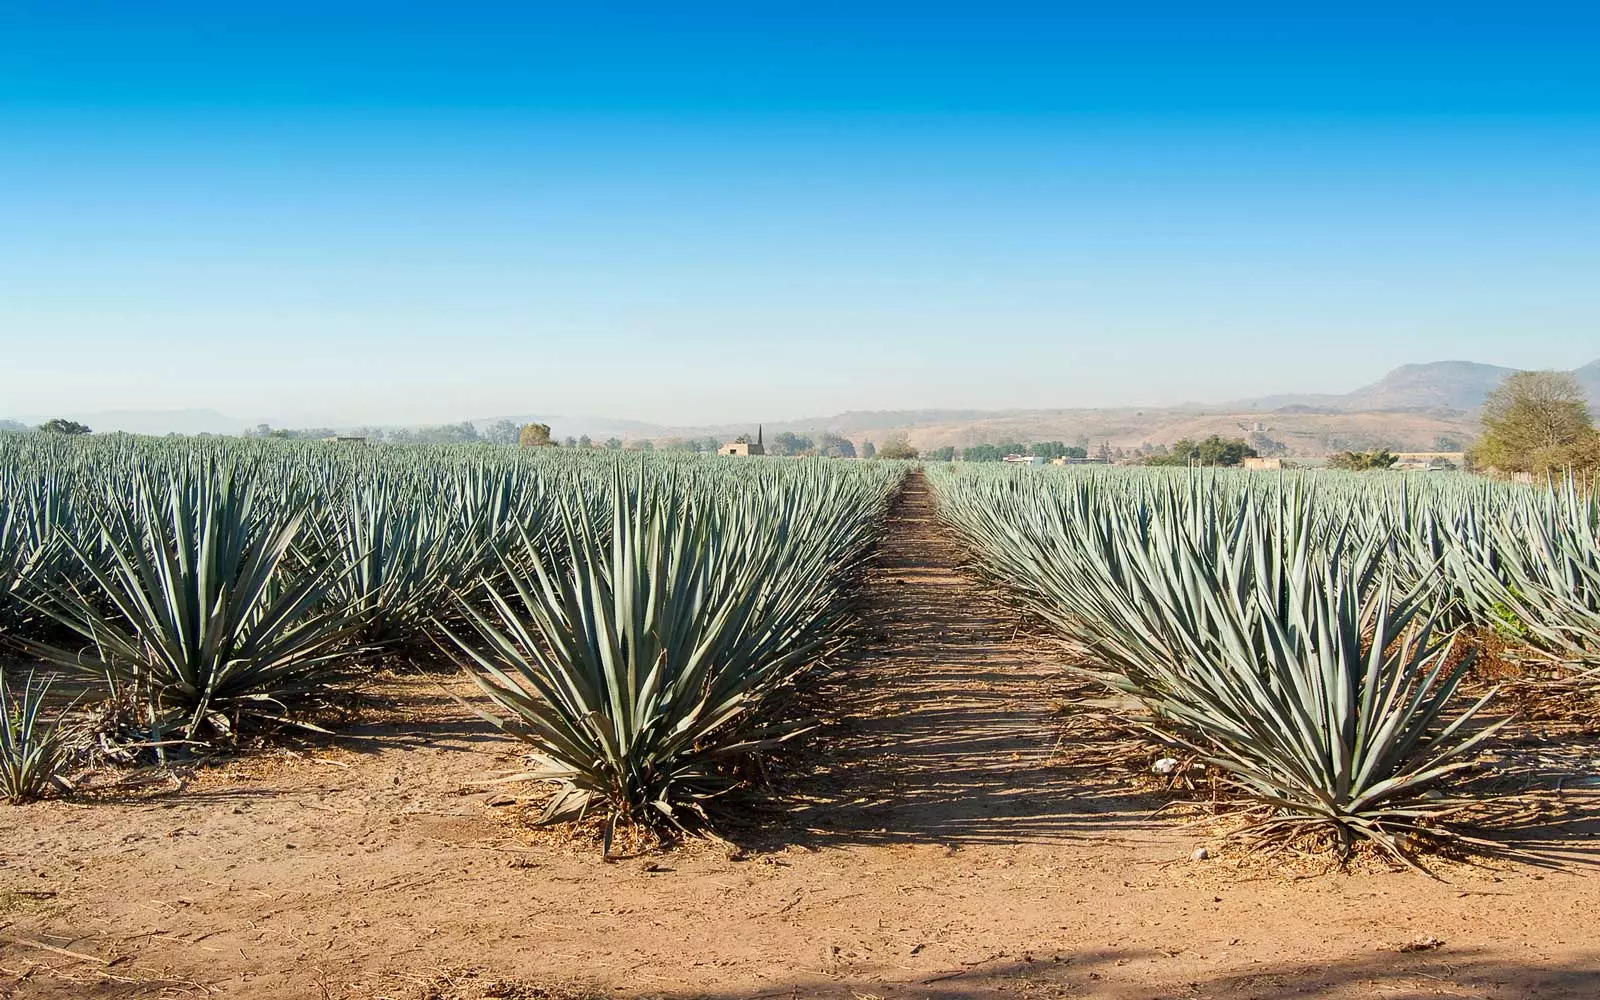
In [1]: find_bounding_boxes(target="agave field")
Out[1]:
[4,439,1600,996]
[930,464,1600,860]
[3,432,1597,867]
[0,434,902,837]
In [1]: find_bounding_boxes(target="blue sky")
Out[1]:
[2,2,1598,426]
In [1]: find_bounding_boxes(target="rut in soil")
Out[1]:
[775,469,1151,847]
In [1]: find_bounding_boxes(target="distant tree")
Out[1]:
[769,431,815,457]
[1329,449,1398,471]
[927,445,957,461]
[390,422,480,445]
[861,440,877,460]
[442,421,482,444]
[1147,435,1257,467]
[562,436,578,448]
[1194,436,1255,466]
[0,419,29,433]
[1470,371,1598,473]
[1160,438,1199,465]
[518,422,554,447]
[603,437,623,451]
[1029,441,1083,460]
[38,418,91,435]
[818,433,857,458]
[485,419,521,446]
[578,434,594,449]
[878,434,918,460]
[962,441,1053,462]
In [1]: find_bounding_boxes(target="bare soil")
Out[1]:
[3,473,1598,999]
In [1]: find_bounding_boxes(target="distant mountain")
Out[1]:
[1339,360,1519,412]
[8,356,1596,457]
[1576,359,1600,405]
[1235,359,1597,415]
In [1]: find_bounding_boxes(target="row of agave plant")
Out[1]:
[929,464,1599,861]
[0,435,902,841]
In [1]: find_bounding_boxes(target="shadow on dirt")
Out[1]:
[28,945,1597,1000]
[730,474,1158,853]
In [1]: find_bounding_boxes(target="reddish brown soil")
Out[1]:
[3,474,1598,999]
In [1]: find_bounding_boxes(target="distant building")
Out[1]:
[719,425,766,457]
[323,436,368,443]
[1003,454,1045,466]
[1242,456,1283,471]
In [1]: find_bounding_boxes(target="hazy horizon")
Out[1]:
[8,353,1600,438]
[4,4,1598,426]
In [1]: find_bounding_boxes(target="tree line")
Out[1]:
[12,369,1594,475]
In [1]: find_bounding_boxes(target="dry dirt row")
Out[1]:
[2,472,1598,999]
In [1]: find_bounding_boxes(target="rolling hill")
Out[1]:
[9,357,1596,458]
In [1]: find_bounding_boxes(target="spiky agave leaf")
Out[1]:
[931,464,1505,860]
[443,461,895,846]
[311,473,485,645]
[0,671,78,803]
[1450,478,1600,669]
[1134,560,1503,860]
[0,465,76,636]
[24,464,358,741]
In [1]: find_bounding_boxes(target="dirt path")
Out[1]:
[765,470,1155,851]
[3,471,1599,999]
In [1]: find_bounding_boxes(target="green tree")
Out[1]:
[603,437,623,451]
[1028,441,1085,460]
[769,431,815,456]
[878,434,918,460]
[927,445,957,461]
[818,433,856,458]
[38,418,91,435]
[1147,435,1257,467]
[961,441,1041,462]
[1470,371,1598,473]
[485,419,521,445]
[1329,449,1397,471]
[518,423,554,447]
[861,440,877,460]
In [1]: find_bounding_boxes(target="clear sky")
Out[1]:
[2,2,1599,426]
